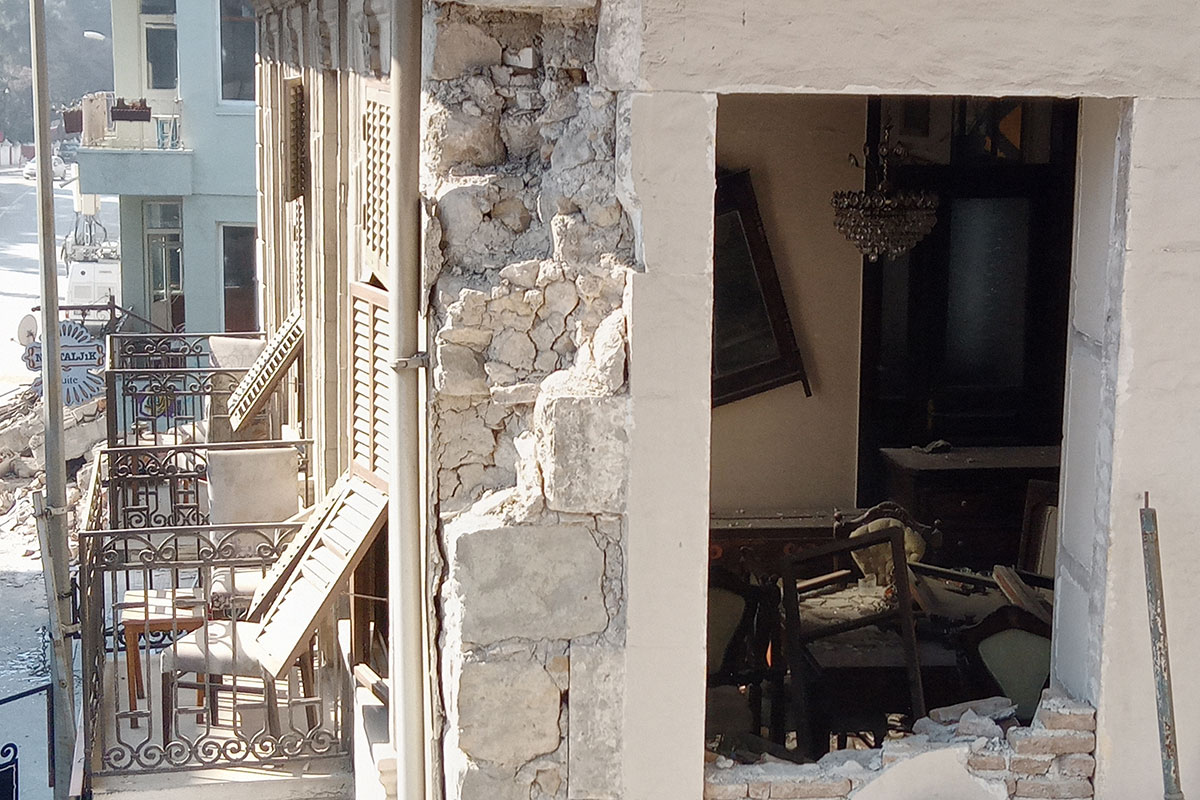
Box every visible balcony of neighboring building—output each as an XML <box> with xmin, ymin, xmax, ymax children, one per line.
<box><xmin>75</xmin><ymin>330</ymin><xmax>362</xmax><ymax>800</ymax></box>
<box><xmin>75</xmin><ymin>92</ymin><xmax>193</xmax><ymax>196</ymax></box>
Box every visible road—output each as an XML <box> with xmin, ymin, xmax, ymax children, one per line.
<box><xmin>0</xmin><ymin>166</ymin><xmax>119</xmax><ymax>799</ymax></box>
<box><xmin>0</xmin><ymin>165</ymin><xmax>121</xmax><ymax>394</ymax></box>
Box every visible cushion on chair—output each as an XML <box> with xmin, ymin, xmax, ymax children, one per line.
<box><xmin>163</xmin><ymin>620</ymin><xmax>265</xmax><ymax>676</ymax></box>
<box><xmin>849</xmin><ymin>517</ymin><xmax>927</xmax><ymax>586</ymax></box>
<box><xmin>206</xmin><ymin>447</ymin><xmax>299</xmax><ymax>525</ymax></box>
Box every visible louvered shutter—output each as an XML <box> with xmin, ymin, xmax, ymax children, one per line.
<box><xmin>361</xmin><ymin>96</ymin><xmax>391</xmax><ymax>265</ymax></box>
<box><xmin>349</xmin><ymin>282</ymin><xmax>390</xmax><ymax>487</ymax></box>
<box><xmin>228</xmin><ymin>307</ymin><xmax>305</xmax><ymax>431</ymax></box>
<box><xmin>255</xmin><ymin>476</ymin><xmax>388</xmax><ymax>677</ymax></box>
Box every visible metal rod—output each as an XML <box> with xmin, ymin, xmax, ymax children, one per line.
<box><xmin>1140</xmin><ymin>492</ymin><xmax>1185</xmax><ymax>800</ymax></box>
<box><xmin>390</xmin><ymin>1</ymin><xmax>428</xmax><ymax>800</ymax></box>
<box><xmin>29</xmin><ymin>1</ymin><xmax>77</xmax><ymax>796</ymax></box>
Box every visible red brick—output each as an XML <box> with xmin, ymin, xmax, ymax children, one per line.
<box><xmin>1014</xmin><ymin>777</ymin><xmax>1093</xmax><ymax>799</ymax></box>
<box><xmin>1008</xmin><ymin>726</ymin><xmax>1095</xmax><ymax>756</ymax></box>
<box><xmin>1010</xmin><ymin>754</ymin><xmax>1053</xmax><ymax>775</ymax></box>
<box><xmin>1054</xmin><ymin>754</ymin><xmax>1096</xmax><ymax>779</ymax></box>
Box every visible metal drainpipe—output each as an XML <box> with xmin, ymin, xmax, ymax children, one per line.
<box><xmin>390</xmin><ymin>0</ymin><xmax>427</xmax><ymax>798</ymax></box>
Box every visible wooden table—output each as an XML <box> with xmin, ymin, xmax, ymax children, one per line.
<box><xmin>879</xmin><ymin>446</ymin><xmax>1060</xmax><ymax>569</ymax></box>
<box><xmin>120</xmin><ymin>589</ymin><xmax>206</xmax><ymax>719</ymax></box>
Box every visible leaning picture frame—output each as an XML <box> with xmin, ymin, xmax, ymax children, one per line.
<box><xmin>711</xmin><ymin>169</ymin><xmax>811</xmax><ymax>406</ymax></box>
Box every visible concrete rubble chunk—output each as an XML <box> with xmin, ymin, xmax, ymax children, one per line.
<box><xmin>432</xmin><ymin>22</ymin><xmax>503</xmax><ymax>80</ymax></box>
<box><xmin>459</xmin><ymin>762</ymin><xmax>530</xmax><ymax>800</ymax></box>
<box><xmin>929</xmin><ymin>696</ymin><xmax>1017</xmax><ymax>724</ymax></box>
<box><xmin>957</xmin><ymin>709</ymin><xmax>1004</xmax><ymax>739</ymax></box>
<box><xmin>456</xmin><ymin>660</ymin><xmax>561</xmax><ymax>767</ymax></box>
<box><xmin>446</xmin><ymin>518</ymin><xmax>608</xmax><ymax>644</ymax></box>
<box><xmin>1007</xmin><ymin>727</ymin><xmax>1095</xmax><ymax>756</ymax></box>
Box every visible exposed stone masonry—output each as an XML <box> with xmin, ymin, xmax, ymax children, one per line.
<box><xmin>425</xmin><ymin>3</ymin><xmax>633</xmax><ymax>799</ymax></box>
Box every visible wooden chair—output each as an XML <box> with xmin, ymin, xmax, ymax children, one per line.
<box><xmin>159</xmin><ymin>476</ymin><xmax>387</xmax><ymax>743</ymax></box>
<box><xmin>780</xmin><ymin>526</ymin><xmax>925</xmax><ymax>757</ymax></box>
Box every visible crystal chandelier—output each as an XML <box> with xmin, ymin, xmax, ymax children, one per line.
<box><xmin>831</xmin><ymin>125</ymin><xmax>939</xmax><ymax>262</ymax></box>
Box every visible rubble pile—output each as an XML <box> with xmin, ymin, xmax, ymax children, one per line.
<box><xmin>0</xmin><ymin>390</ymin><xmax>107</xmax><ymax>562</ymax></box>
<box><xmin>705</xmin><ymin>690</ymin><xmax>1097</xmax><ymax>799</ymax></box>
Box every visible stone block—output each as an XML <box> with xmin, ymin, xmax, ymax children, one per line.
<box><xmin>535</xmin><ymin>394</ymin><xmax>628</xmax><ymax>513</ymax></box>
<box><xmin>459</xmin><ymin>762</ymin><xmax>530</xmax><ymax>800</ymax></box>
<box><xmin>567</xmin><ymin>645</ymin><xmax>623</xmax><ymax>799</ymax></box>
<box><xmin>457</xmin><ymin>660</ymin><xmax>561</xmax><ymax>767</ymax></box>
<box><xmin>1034</xmin><ymin>690</ymin><xmax>1097</xmax><ymax>732</ymax></box>
<box><xmin>1053</xmin><ymin>754</ymin><xmax>1096</xmax><ymax>779</ymax></box>
<box><xmin>929</xmin><ymin>696</ymin><xmax>1016</xmax><ymax>723</ymax></box>
<box><xmin>1013</xmin><ymin>776</ymin><xmax>1093</xmax><ymax>798</ymax></box>
<box><xmin>967</xmin><ymin>751</ymin><xmax>1007</xmax><ymax>772</ymax></box>
<box><xmin>435</xmin><ymin>342</ymin><xmax>489</xmax><ymax>397</ymax></box>
<box><xmin>432</xmin><ymin>22</ymin><xmax>502</xmax><ymax>80</ymax></box>
<box><xmin>1011</xmin><ymin>754</ymin><xmax>1053</xmax><ymax>776</ymax></box>
<box><xmin>447</xmin><ymin>518</ymin><xmax>608</xmax><ymax>644</ymax></box>
<box><xmin>1007</xmin><ymin>727</ymin><xmax>1095</xmax><ymax>756</ymax></box>
<box><xmin>703</xmin><ymin>783</ymin><xmax>747</xmax><ymax>800</ymax></box>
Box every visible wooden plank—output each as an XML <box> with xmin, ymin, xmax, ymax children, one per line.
<box><xmin>255</xmin><ymin>476</ymin><xmax>388</xmax><ymax>677</ymax></box>
<box><xmin>228</xmin><ymin>307</ymin><xmax>306</xmax><ymax>431</ymax></box>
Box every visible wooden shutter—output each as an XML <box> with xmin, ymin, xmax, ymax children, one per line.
<box><xmin>361</xmin><ymin>95</ymin><xmax>391</xmax><ymax>264</ymax></box>
<box><xmin>285</xmin><ymin>77</ymin><xmax>308</xmax><ymax>201</ymax></box>
<box><xmin>349</xmin><ymin>282</ymin><xmax>390</xmax><ymax>487</ymax></box>
<box><xmin>228</xmin><ymin>307</ymin><xmax>305</xmax><ymax>432</ymax></box>
<box><xmin>255</xmin><ymin>476</ymin><xmax>388</xmax><ymax>677</ymax></box>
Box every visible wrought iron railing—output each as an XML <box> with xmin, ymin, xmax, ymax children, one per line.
<box><xmin>80</xmin><ymin>92</ymin><xmax>185</xmax><ymax>151</ymax></box>
<box><xmin>102</xmin><ymin>440</ymin><xmax>312</xmax><ymax>530</ymax></box>
<box><xmin>76</xmin><ymin>331</ymin><xmax>340</xmax><ymax>784</ymax></box>
<box><xmin>78</xmin><ymin>521</ymin><xmax>348</xmax><ymax>777</ymax></box>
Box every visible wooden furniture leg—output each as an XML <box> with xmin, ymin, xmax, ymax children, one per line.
<box><xmin>299</xmin><ymin>654</ymin><xmax>318</xmax><ymax>731</ymax></box>
<box><xmin>125</xmin><ymin>624</ymin><xmax>142</xmax><ymax>728</ymax></box>
<box><xmin>161</xmin><ymin>671</ymin><xmax>175</xmax><ymax>745</ymax></box>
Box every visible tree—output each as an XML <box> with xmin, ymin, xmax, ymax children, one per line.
<box><xmin>0</xmin><ymin>0</ymin><xmax>113</xmax><ymax>143</ymax></box>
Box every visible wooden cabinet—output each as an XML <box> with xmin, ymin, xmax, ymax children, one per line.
<box><xmin>879</xmin><ymin>446</ymin><xmax>1059</xmax><ymax>570</ymax></box>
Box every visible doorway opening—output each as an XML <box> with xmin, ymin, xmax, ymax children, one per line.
<box><xmin>706</xmin><ymin>93</ymin><xmax>1078</xmax><ymax>763</ymax></box>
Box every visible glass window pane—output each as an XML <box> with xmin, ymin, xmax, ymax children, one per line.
<box><xmin>145</xmin><ymin>201</ymin><xmax>181</xmax><ymax>230</ymax></box>
<box><xmin>141</xmin><ymin>0</ymin><xmax>175</xmax><ymax>14</ymax></box>
<box><xmin>221</xmin><ymin>0</ymin><xmax>256</xmax><ymax>101</ymax></box>
<box><xmin>145</xmin><ymin>26</ymin><xmax>178</xmax><ymax>91</ymax></box>
<box><xmin>943</xmin><ymin>197</ymin><xmax>1031</xmax><ymax>388</ymax></box>
<box><xmin>712</xmin><ymin>210</ymin><xmax>782</xmax><ymax>377</ymax></box>
<box><xmin>223</xmin><ymin>226</ymin><xmax>258</xmax><ymax>331</ymax></box>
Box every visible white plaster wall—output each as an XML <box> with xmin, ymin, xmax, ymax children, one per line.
<box><xmin>623</xmin><ymin>0</ymin><xmax>1200</xmax><ymax>98</ymax></box>
<box><xmin>710</xmin><ymin>94</ymin><xmax>865</xmax><ymax>513</ymax></box>
<box><xmin>622</xmin><ymin>90</ymin><xmax>716</xmax><ymax>800</ymax></box>
<box><xmin>1092</xmin><ymin>97</ymin><xmax>1200</xmax><ymax>799</ymax></box>
<box><xmin>1053</xmin><ymin>99</ymin><xmax>1128</xmax><ymax>705</ymax></box>
<box><xmin>109</xmin><ymin>0</ymin><xmax>142</xmax><ymax>99</ymax></box>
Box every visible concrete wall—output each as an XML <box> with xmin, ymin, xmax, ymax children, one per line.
<box><xmin>622</xmin><ymin>0</ymin><xmax>1200</xmax><ymax>97</ymax></box>
<box><xmin>709</xmin><ymin>94</ymin><xmax>865</xmax><ymax>513</ymax></box>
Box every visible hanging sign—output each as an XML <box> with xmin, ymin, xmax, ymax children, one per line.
<box><xmin>22</xmin><ymin>319</ymin><xmax>106</xmax><ymax>406</ymax></box>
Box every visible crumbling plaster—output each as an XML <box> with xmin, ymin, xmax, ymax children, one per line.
<box><xmin>423</xmin><ymin>4</ymin><xmax>639</xmax><ymax>800</ymax></box>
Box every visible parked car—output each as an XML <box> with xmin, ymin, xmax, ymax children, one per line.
<box><xmin>23</xmin><ymin>155</ymin><xmax>67</xmax><ymax>181</ymax></box>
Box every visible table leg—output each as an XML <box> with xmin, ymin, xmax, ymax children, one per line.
<box><xmin>124</xmin><ymin>624</ymin><xmax>142</xmax><ymax>728</ymax></box>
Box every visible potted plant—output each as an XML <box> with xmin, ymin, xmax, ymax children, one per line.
<box><xmin>110</xmin><ymin>98</ymin><xmax>152</xmax><ymax>122</ymax></box>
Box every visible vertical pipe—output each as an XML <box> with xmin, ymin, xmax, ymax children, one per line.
<box><xmin>390</xmin><ymin>1</ymin><xmax>426</xmax><ymax>799</ymax></box>
<box><xmin>1139</xmin><ymin>493</ymin><xmax>1185</xmax><ymax>800</ymax></box>
<box><xmin>29</xmin><ymin>1</ymin><xmax>76</xmax><ymax>797</ymax></box>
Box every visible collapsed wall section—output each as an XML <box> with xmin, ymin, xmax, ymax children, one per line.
<box><xmin>424</xmin><ymin>3</ymin><xmax>634</xmax><ymax>798</ymax></box>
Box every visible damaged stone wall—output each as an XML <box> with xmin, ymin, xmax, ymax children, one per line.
<box><xmin>705</xmin><ymin>690</ymin><xmax>1097</xmax><ymax>800</ymax></box>
<box><xmin>425</xmin><ymin>3</ymin><xmax>634</xmax><ymax>799</ymax></box>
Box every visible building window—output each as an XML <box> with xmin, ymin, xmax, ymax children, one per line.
<box><xmin>222</xmin><ymin>226</ymin><xmax>258</xmax><ymax>331</ymax></box>
<box><xmin>145</xmin><ymin>201</ymin><xmax>184</xmax><ymax>332</ymax></box>
<box><xmin>141</xmin><ymin>0</ymin><xmax>175</xmax><ymax>13</ymax></box>
<box><xmin>220</xmin><ymin>0</ymin><xmax>256</xmax><ymax>102</ymax></box>
<box><xmin>145</xmin><ymin>25</ymin><xmax>178</xmax><ymax>91</ymax></box>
